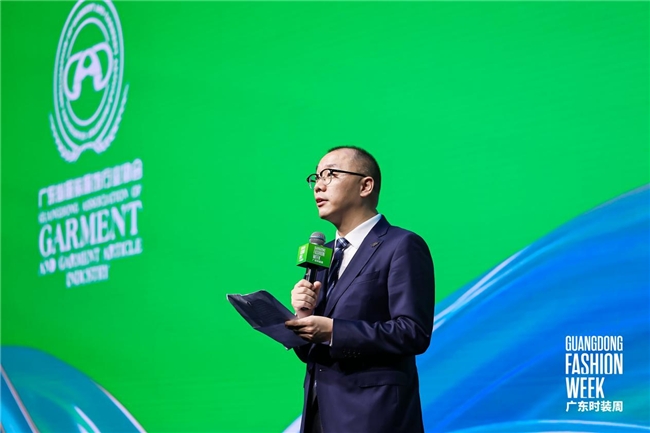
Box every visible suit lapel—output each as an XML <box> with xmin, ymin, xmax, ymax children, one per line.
<box><xmin>324</xmin><ymin>216</ymin><xmax>390</xmax><ymax>317</ymax></box>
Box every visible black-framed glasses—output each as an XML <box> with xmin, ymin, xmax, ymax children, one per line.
<box><xmin>306</xmin><ymin>168</ymin><xmax>368</xmax><ymax>189</ymax></box>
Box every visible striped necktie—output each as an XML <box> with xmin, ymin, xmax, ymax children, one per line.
<box><xmin>326</xmin><ymin>237</ymin><xmax>350</xmax><ymax>297</ymax></box>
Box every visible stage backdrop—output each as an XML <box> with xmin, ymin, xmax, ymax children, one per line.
<box><xmin>2</xmin><ymin>2</ymin><xmax>649</xmax><ymax>432</ymax></box>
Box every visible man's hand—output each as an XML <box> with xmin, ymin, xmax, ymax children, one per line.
<box><xmin>291</xmin><ymin>279</ymin><xmax>322</xmax><ymax>318</ymax></box>
<box><xmin>285</xmin><ymin>316</ymin><xmax>333</xmax><ymax>343</ymax></box>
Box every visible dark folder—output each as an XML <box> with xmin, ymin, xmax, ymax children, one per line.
<box><xmin>227</xmin><ymin>290</ymin><xmax>307</xmax><ymax>349</ymax></box>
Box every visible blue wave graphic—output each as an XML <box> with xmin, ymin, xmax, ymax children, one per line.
<box><xmin>418</xmin><ymin>185</ymin><xmax>650</xmax><ymax>432</ymax></box>
<box><xmin>284</xmin><ymin>186</ymin><xmax>650</xmax><ymax>433</ymax></box>
<box><xmin>1</xmin><ymin>347</ymin><xmax>144</xmax><ymax>433</ymax></box>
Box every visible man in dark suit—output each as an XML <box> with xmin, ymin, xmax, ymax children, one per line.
<box><xmin>285</xmin><ymin>146</ymin><xmax>435</xmax><ymax>433</ymax></box>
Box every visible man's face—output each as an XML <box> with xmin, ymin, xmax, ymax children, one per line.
<box><xmin>313</xmin><ymin>149</ymin><xmax>364</xmax><ymax>224</ymax></box>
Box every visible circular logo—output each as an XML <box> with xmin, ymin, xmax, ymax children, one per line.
<box><xmin>49</xmin><ymin>0</ymin><xmax>128</xmax><ymax>163</ymax></box>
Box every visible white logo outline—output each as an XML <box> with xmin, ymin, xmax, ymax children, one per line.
<box><xmin>49</xmin><ymin>0</ymin><xmax>128</xmax><ymax>163</ymax></box>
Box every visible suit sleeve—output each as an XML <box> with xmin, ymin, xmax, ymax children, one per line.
<box><xmin>329</xmin><ymin>232</ymin><xmax>435</xmax><ymax>358</ymax></box>
<box><xmin>293</xmin><ymin>344</ymin><xmax>310</xmax><ymax>363</ymax></box>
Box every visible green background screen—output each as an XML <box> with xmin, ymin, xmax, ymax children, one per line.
<box><xmin>2</xmin><ymin>2</ymin><xmax>648</xmax><ymax>432</ymax></box>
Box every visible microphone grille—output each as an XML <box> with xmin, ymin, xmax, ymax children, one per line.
<box><xmin>309</xmin><ymin>232</ymin><xmax>326</xmax><ymax>245</ymax></box>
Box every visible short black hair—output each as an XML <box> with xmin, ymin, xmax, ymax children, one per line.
<box><xmin>328</xmin><ymin>145</ymin><xmax>382</xmax><ymax>203</ymax></box>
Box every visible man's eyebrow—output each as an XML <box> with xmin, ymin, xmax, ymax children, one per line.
<box><xmin>315</xmin><ymin>163</ymin><xmax>338</xmax><ymax>170</ymax></box>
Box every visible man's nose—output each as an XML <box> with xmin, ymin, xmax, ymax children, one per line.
<box><xmin>314</xmin><ymin>180</ymin><xmax>326</xmax><ymax>193</ymax></box>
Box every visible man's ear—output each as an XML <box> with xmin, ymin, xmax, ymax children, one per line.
<box><xmin>359</xmin><ymin>177</ymin><xmax>374</xmax><ymax>198</ymax></box>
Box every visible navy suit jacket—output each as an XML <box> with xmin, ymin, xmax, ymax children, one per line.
<box><xmin>295</xmin><ymin>216</ymin><xmax>435</xmax><ymax>433</ymax></box>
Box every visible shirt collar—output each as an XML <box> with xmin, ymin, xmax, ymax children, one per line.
<box><xmin>336</xmin><ymin>214</ymin><xmax>382</xmax><ymax>248</ymax></box>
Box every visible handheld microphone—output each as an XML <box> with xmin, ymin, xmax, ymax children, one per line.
<box><xmin>296</xmin><ymin>232</ymin><xmax>333</xmax><ymax>283</ymax></box>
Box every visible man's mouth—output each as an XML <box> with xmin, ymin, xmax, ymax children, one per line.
<box><xmin>316</xmin><ymin>198</ymin><xmax>327</xmax><ymax>207</ymax></box>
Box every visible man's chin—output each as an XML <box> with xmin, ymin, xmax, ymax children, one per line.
<box><xmin>317</xmin><ymin>208</ymin><xmax>333</xmax><ymax>222</ymax></box>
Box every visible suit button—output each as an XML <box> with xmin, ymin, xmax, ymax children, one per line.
<box><xmin>319</xmin><ymin>368</ymin><xmax>323</xmax><ymax>372</ymax></box>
